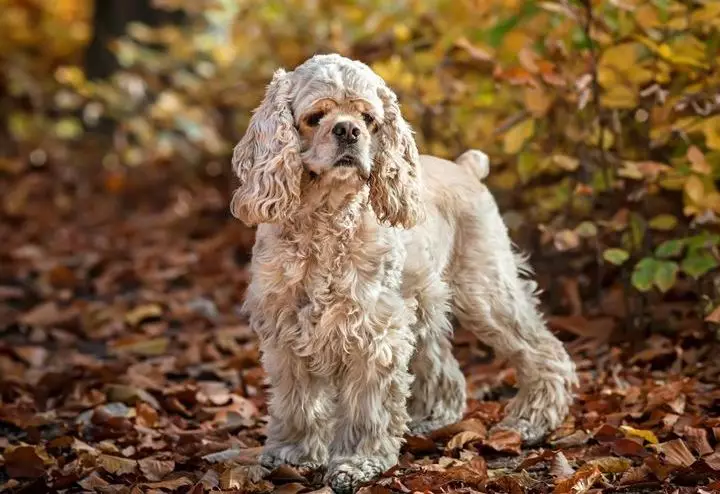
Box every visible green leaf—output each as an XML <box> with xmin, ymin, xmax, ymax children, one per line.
<box><xmin>575</xmin><ymin>221</ymin><xmax>598</xmax><ymax>238</ymax></box>
<box><xmin>632</xmin><ymin>257</ymin><xmax>660</xmax><ymax>292</ymax></box>
<box><xmin>648</xmin><ymin>214</ymin><xmax>678</xmax><ymax>231</ymax></box>
<box><xmin>655</xmin><ymin>239</ymin><xmax>686</xmax><ymax>259</ymax></box>
<box><xmin>603</xmin><ymin>248</ymin><xmax>630</xmax><ymax>266</ymax></box>
<box><xmin>681</xmin><ymin>252</ymin><xmax>719</xmax><ymax>279</ymax></box>
<box><xmin>686</xmin><ymin>233</ymin><xmax>720</xmax><ymax>252</ymax></box>
<box><xmin>654</xmin><ymin>261</ymin><xmax>679</xmax><ymax>293</ymax></box>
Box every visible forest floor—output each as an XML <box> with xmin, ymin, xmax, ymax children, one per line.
<box><xmin>1</xmin><ymin>159</ymin><xmax>720</xmax><ymax>494</ymax></box>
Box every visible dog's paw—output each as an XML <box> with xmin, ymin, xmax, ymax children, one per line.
<box><xmin>326</xmin><ymin>456</ymin><xmax>388</xmax><ymax>493</ymax></box>
<box><xmin>408</xmin><ymin>415</ymin><xmax>460</xmax><ymax>436</ymax></box>
<box><xmin>258</xmin><ymin>447</ymin><xmax>325</xmax><ymax>471</ymax></box>
<box><xmin>490</xmin><ymin>416</ymin><xmax>545</xmax><ymax>446</ymax></box>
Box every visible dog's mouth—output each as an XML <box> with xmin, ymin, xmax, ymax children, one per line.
<box><xmin>334</xmin><ymin>155</ymin><xmax>360</xmax><ymax>168</ymax></box>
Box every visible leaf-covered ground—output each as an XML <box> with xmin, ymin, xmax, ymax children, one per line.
<box><xmin>1</xmin><ymin>165</ymin><xmax>720</xmax><ymax>494</ymax></box>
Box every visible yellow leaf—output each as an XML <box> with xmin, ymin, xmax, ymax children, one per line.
<box><xmin>658</xmin><ymin>43</ymin><xmax>672</xmax><ymax>59</ymax></box>
<box><xmin>601</xmin><ymin>85</ymin><xmax>638</xmax><ymax>109</ymax></box>
<box><xmin>704</xmin><ymin>116</ymin><xmax>720</xmax><ymax>151</ymax></box>
<box><xmin>552</xmin><ymin>155</ymin><xmax>579</xmax><ymax>171</ymax></box>
<box><xmin>687</xmin><ymin>146</ymin><xmax>711</xmax><ymax>175</ymax></box>
<box><xmin>620</xmin><ymin>425</ymin><xmax>659</xmax><ymax>444</ymax></box>
<box><xmin>684</xmin><ymin>175</ymin><xmax>706</xmax><ymax>205</ymax></box>
<box><xmin>524</xmin><ymin>86</ymin><xmax>552</xmax><ymax>117</ymax></box>
<box><xmin>503</xmin><ymin>119</ymin><xmax>535</xmax><ymax>154</ymax></box>
<box><xmin>125</xmin><ymin>304</ymin><xmax>163</xmax><ymax>327</ymax></box>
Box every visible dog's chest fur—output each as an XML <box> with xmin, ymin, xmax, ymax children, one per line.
<box><xmin>244</xmin><ymin>193</ymin><xmax>416</xmax><ymax>376</ymax></box>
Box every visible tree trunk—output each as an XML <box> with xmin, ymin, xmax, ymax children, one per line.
<box><xmin>85</xmin><ymin>0</ymin><xmax>185</xmax><ymax>80</ymax></box>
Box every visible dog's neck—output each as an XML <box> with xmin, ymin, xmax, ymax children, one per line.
<box><xmin>279</xmin><ymin>174</ymin><xmax>373</xmax><ymax>247</ymax></box>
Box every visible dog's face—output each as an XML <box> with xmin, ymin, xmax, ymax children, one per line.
<box><xmin>297</xmin><ymin>97</ymin><xmax>379</xmax><ymax>180</ymax></box>
<box><xmin>230</xmin><ymin>54</ymin><xmax>423</xmax><ymax>228</ymax></box>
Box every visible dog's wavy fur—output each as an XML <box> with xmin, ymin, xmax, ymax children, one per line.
<box><xmin>231</xmin><ymin>54</ymin><xmax>577</xmax><ymax>493</ymax></box>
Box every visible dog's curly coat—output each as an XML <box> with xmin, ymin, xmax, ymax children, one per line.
<box><xmin>231</xmin><ymin>54</ymin><xmax>577</xmax><ymax>493</ymax></box>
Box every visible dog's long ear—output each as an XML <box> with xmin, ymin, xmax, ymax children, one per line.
<box><xmin>230</xmin><ymin>69</ymin><xmax>301</xmax><ymax>226</ymax></box>
<box><xmin>369</xmin><ymin>85</ymin><xmax>423</xmax><ymax>229</ymax></box>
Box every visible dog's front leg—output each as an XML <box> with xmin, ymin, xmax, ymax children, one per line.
<box><xmin>325</xmin><ymin>327</ymin><xmax>414</xmax><ymax>493</ymax></box>
<box><xmin>259</xmin><ymin>346</ymin><xmax>333</xmax><ymax>470</ymax></box>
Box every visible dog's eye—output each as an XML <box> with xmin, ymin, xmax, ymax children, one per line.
<box><xmin>305</xmin><ymin>111</ymin><xmax>325</xmax><ymax>127</ymax></box>
<box><xmin>362</xmin><ymin>113</ymin><xmax>375</xmax><ymax>126</ymax></box>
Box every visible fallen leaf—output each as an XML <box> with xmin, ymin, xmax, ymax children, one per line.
<box><xmin>702</xmin><ymin>452</ymin><xmax>720</xmax><ymax>471</ymax></box>
<box><xmin>619</xmin><ymin>464</ymin><xmax>653</xmax><ymax>485</ymax></box>
<box><xmin>110</xmin><ymin>337</ymin><xmax>169</xmax><ymax>357</ymax></box>
<box><xmin>125</xmin><ymin>303</ymin><xmax>163</xmax><ymax>327</ymax></box>
<box><xmin>621</xmin><ymin>425</ymin><xmax>659</xmax><ymax>444</ymax></box>
<box><xmin>553</xmin><ymin>465</ymin><xmax>601</xmax><ymax>494</ymax></box>
<box><xmin>430</xmin><ymin>419</ymin><xmax>487</xmax><ymax>441</ymax></box>
<box><xmin>404</xmin><ymin>434</ymin><xmax>437</xmax><ymax>454</ymax></box>
<box><xmin>550</xmin><ymin>452</ymin><xmax>574</xmax><ymax>479</ymax></box>
<box><xmin>4</xmin><ymin>445</ymin><xmax>55</xmax><ymax>478</ymax></box>
<box><xmin>274</xmin><ymin>483</ymin><xmax>310</xmax><ymax>494</ymax></box>
<box><xmin>611</xmin><ymin>438</ymin><xmax>648</xmax><ymax>457</ymax></box>
<box><xmin>97</xmin><ymin>454</ymin><xmax>138</xmax><ymax>476</ymax></box>
<box><xmin>78</xmin><ymin>472</ymin><xmax>110</xmax><ymax>490</ymax></box>
<box><xmin>139</xmin><ymin>457</ymin><xmax>175</xmax><ymax>481</ymax></box>
<box><xmin>652</xmin><ymin>439</ymin><xmax>695</xmax><ymax>467</ymax></box>
<box><xmin>682</xmin><ymin>427</ymin><xmax>713</xmax><ymax>456</ymax></box>
<box><xmin>447</xmin><ymin>430</ymin><xmax>484</xmax><ymax>451</ymax></box>
<box><xmin>483</xmin><ymin>429</ymin><xmax>522</xmax><ymax>455</ymax></box>
<box><xmin>551</xmin><ymin>429</ymin><xmax>590</xmax><ymax>448</ymax></box>
<box><xmin>585</xmin><ymin>456</ymin><xmax>631</xmax><ymax>473</ymax></box>
<box><xmin>141</xmin><ymin>476</ymin><xmax>193</xmax><ymax>490</ymax></box>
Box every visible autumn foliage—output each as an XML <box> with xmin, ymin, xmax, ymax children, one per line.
<box><xmin>2</xmin><ymin>0</ymin><xmax>720</xmax><ymax>493</ymax></box>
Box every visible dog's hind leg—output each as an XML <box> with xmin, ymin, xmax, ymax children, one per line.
<box><xmin>449</xmin><ymin>195</ymin><xmax>576</xmax><ymax>445</ymax></box>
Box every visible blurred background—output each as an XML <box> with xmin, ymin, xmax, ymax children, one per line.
<box><xmin>1</xmin><ymin>2</ymin><xmax>720</xmax><ymax>491</ymax></box>
<box><xmin>2</xmin><ymin>0</ymin><xmax>720</xmax><ymax>336</ymax></box>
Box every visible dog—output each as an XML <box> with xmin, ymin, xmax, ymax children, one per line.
<box><xmin>230</xmin><ymin>54</ymin><xmax>577</xmax><ymax>493</ymax></box>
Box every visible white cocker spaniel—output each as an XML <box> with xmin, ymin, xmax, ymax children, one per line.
<box><xmin>231</xmin><ymin>54</ymin><xmax>577</xmax><ymax>493</ymax></box>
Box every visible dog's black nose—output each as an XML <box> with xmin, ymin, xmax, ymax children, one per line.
<box><xmin>332</xmin><ymin>121</ymin><xmax>360</xmax><ymax>143</ymax></box>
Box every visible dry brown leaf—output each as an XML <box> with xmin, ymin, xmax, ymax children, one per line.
<box><xmin>550</xmin><ymin>452</ymin><xmax>575</xmax><ymax>479</ymax></box>
<box><xmin>682</xmin><ymin>427</ymin><xmax>713</xmax><ymax>456</ymax></box>
<box><xmin>483</xmin><ymin>429</ymin><xmax>522</xmax><ymax>455</ymax></box>
<box><xmin>404</xmin><ymin>434</ymin><xmax>437</xmax><ymax>454</ymax></box>
<box><xmin>125</xmin><ymin>303</ymin><xmax>163</xmax><ymax>326</ymax></box>
<box><xmin>138</xmin><ymin>457</ymin><xmax>175</xmax><ymax>481</ymax></box>
<box><xmin>111</xmin><ymin>337</ymin><xmax>169</xmax><ymax>357</ymax></box>
<box><xmin>274</xmin><ymin>483</ymin><xmax>310</xmax><ymax>494</ymax></box>
<box><xmin>703</xmin><ymin>452</ymin><xmax>720</xmax><ymax>471</ymax></box>
<box><xmin>4</xmin><ymin>445</ymin><xmax>55</xmax><ymax>478</ymax></box>
<box><xmin>585</xmin><ymin>456</ymin><xmax>631</xmax><ymax>474</ymax></box>
<box><xmin>611</xmin><ymin>438</ymin><xmax>647</xmax><ymax>457</ymax></box>
<box><xmin>553</xmin><ymin>465</ymin><xmax>602</xmax><ymax>494</ymax></box>
<box><xmin>135</xmin><ymin>402</ymin><xmax>159</xmax><ymax>427</ymax></box>
<box><xmin>97</xmin><ymin>454</ymin><xmax>138</xmax><ymax>476</ymax></box>
<box><xmin>141</xmin><ymin>476</ymin><xmax>193</xmax><ymax>490</ymax></box>
<box><xmin>551</xmin><ymin>429</ymin><xmax>590</xmax><ymax>448</ymax></box>
<box><xmin>429</xmin><ymin>419</ymin><xmax>487</xmax><ymax>442</ymax></box>
<box><xmin>619</xmin><ymin>464</ymin><xmax>653</xmax><ymax>485</ymax></box>
<box><xmin>77</xmin><ymin>472</ymin><xmax>111</xmax><ymax>490</ymax></box>
<box><xmin>447</xmin><ymin>430</ymin><xmax>484</xmax><ymax>451</ymax></box>
<box><xmin>652</xmin><ymin>439</ymin><xmax>695</xmax><ymax>467</ymax></box>
<box><xmin>12</xmin><ymin>346</ymin><xmax>48</xmax><ymax>367</ymax></box>
<box><xmin>19</xmin><ymin>302</ymin><xmax>66</xmax><ymax>327</ymax></box>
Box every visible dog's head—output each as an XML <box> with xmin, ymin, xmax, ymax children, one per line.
<box><xmin>230</xmin><ymin>54</ymin><xmax>422</xmax><ymax>228</ymax></box>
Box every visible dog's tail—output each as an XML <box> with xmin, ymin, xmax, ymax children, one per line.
<box><xmin>455</xmin><ymin>149</ymin><xmax>490</xmax><ymax>181</ymax></box>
